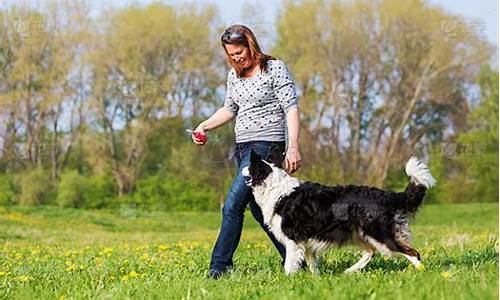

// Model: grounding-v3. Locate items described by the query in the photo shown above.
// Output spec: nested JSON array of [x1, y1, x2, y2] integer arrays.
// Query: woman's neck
[[242, 62, 260, 78]]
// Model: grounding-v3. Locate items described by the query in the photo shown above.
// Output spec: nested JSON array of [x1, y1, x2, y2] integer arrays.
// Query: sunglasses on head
[[221, 30, 245, 43]]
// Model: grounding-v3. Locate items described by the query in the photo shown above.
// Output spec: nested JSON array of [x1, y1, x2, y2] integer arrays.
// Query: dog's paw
[[284, 267, 300, 276], [344, 267, 360, 274], [311, 269, 320, 276]]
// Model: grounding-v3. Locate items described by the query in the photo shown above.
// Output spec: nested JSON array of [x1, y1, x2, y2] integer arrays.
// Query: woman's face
[[225, 44, 253, 69]]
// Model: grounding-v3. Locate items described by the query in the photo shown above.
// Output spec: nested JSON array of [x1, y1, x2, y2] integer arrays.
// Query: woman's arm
[[284, 106, 301, 173], [192, 107, 235, 145]]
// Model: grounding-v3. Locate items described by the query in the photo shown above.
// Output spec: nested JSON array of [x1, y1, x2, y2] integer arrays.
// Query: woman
[[191, 24, 301, 279]]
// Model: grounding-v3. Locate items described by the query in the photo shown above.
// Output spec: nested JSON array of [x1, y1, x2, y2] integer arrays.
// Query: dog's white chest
[[268, 215, 287, 244], [245, 163, 302, 244]]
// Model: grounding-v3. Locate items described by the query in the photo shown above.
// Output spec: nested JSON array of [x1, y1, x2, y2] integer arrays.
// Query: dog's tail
[[403, 156, 436, 213]]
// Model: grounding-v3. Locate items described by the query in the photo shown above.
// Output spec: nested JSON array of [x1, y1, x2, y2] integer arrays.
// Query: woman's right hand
[[190, 107, 234, 146], [191, 125, 207, 145]]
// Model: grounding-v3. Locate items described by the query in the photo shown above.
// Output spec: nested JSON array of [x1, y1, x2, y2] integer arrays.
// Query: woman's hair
[[220, 24, 275, 78]]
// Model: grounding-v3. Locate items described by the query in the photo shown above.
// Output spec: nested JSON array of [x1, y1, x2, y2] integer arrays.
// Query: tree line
[[0, 0, 497, 210]]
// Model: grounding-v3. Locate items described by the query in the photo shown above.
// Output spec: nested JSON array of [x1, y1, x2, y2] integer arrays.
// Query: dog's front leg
[[284, 241, 304, 275]]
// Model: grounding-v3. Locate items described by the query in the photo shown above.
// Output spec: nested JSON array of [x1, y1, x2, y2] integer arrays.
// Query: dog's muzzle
[[243, 176, 252, 186], [241, 166, 252, 186]]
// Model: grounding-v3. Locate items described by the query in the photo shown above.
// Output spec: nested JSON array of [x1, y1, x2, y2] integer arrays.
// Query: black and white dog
[[242, 150, 436, 275]]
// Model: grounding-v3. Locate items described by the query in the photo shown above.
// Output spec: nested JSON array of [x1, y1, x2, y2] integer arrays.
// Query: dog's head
[[241, 149, 275, 187]]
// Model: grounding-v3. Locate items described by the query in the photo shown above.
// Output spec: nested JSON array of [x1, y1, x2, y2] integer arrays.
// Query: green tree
[[0, 2, 90, 183], [87, 3, 221, 196], [434, 66, 498, 202], [274, 0, 493, 186]]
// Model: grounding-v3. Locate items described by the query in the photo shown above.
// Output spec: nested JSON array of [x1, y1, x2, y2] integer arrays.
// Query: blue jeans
[[209, 140, 287, 272]]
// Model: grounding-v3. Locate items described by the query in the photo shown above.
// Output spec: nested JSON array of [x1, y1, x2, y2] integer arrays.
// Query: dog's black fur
[[273, 182, 425, 258], [245, 149, 436, 274]]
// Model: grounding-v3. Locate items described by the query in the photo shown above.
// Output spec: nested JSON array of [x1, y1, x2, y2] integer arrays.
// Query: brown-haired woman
[[191, 24, 301, 279]]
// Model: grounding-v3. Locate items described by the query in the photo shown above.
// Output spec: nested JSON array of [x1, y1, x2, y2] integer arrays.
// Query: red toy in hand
[[186, 129, 208, 143]]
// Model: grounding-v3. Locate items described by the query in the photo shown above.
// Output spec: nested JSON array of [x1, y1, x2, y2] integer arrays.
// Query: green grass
[[0, 203, 498, 299]]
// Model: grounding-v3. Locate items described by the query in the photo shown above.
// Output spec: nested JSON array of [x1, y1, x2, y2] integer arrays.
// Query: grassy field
[[0, 203, 498, 299]]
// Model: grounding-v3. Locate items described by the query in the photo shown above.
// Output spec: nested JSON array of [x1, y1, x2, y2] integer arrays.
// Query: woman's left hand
[[284, 144, 301, 174]]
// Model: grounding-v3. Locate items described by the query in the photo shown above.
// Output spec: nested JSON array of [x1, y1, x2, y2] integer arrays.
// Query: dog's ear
[[250, 149, 261, 164], [267, 144, 285, 167]]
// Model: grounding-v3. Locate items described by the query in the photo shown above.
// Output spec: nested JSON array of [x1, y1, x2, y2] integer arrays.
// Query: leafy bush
[[57, 170, 116, 209], [0, 173, 16, 206], [17, 168, 53, 206], [131, 172, 219, 211], [83, 173, 116, 209], [57, 170, 87, 208]]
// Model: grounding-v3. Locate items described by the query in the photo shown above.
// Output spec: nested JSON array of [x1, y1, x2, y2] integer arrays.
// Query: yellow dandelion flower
[[416, 264, 425, 271], [65, 264, 76, 272], [158, 245, 169, 251], [121, 275, 129, 281], [17, 275, 30, 282], [140, 253, 149, 260], [442, 271, 452, 279], [129, 271, 139, 278], [0, 271, 6, 276], [95, 257, 102, 267]]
